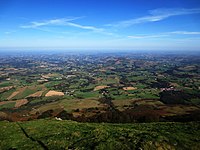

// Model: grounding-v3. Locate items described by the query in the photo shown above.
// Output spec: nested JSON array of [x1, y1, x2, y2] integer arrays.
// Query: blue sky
[[0, 0, 200, 51]]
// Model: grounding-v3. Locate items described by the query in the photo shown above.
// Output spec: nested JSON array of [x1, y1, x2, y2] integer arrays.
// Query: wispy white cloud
[[20, 17, 111, 35], [107, 8, 200, 28], [65, 22, 104, 32], [169, 31, 200, 35], [128, 34, 168, 39], [65, 22, 116, 36], [20, 17, 81, 28], [20, 17, 118, 37], [4, 30, 17, 35], [128, 31, 200, 39]]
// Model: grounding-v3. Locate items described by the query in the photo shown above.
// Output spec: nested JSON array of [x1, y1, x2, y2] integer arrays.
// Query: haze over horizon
[[0, 0, 200, 51]]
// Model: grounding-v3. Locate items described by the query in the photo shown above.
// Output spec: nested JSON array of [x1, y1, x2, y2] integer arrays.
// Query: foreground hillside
[[0, 119, 199, 150]]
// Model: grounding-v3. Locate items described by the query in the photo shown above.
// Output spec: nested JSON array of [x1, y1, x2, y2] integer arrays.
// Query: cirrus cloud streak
[[107, 8, 200, 28]]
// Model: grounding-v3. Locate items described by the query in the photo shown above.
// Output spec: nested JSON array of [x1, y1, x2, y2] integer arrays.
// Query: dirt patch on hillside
[[45, 90, 64, 97], [123, 87, 137, 91], [7, 91, 19, 100], [27, 91, 43, 98], [0, 86, 14, 93], [15, 99, 28, 108], [7, 87, 26, 100], [0, 99, 28, 108], [94, 85, 110, 91]]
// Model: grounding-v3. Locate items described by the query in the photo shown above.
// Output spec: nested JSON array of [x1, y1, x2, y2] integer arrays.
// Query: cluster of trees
[[37, 108, 161, 123], [36, 108, 200, 123], [160, 90, 200, 104]]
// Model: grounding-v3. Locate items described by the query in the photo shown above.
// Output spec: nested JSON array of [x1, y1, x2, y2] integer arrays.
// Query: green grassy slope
[[0, 119, 200, 150]]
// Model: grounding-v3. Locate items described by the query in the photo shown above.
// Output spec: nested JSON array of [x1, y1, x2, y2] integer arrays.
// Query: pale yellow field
[[27, 91, 43, 98], [15, 99, 28, 108], [45, 90, 64, 97], [123, 87, 137, 91], [94, 85, 110, 91]]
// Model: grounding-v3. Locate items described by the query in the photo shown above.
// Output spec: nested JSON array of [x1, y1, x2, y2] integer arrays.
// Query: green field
[[0, 119, 199, 150], [0, 102, 15, 110], [0, 81, 13, 88]]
